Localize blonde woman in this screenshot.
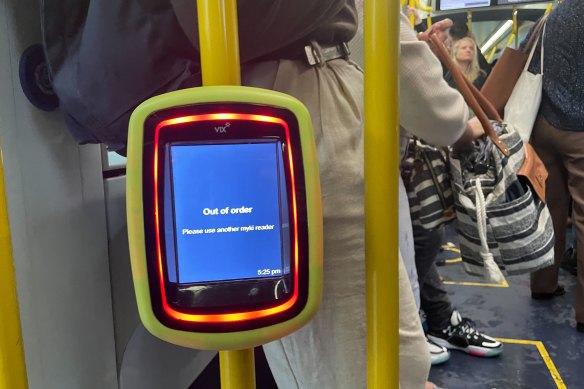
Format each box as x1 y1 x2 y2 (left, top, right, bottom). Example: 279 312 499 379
446 36 487 89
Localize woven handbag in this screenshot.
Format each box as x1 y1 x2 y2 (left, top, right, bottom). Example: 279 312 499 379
401 137 455 230
430 34 555 283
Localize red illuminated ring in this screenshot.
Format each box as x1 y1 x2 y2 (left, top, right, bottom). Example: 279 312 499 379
153 113 299 323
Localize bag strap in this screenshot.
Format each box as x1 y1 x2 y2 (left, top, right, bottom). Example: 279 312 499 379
419 144 450 211
429 33 510 156
523 14 549 53
541 23 546 73
525 20 547 73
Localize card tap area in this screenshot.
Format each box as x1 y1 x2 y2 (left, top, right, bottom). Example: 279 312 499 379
126 86 323 350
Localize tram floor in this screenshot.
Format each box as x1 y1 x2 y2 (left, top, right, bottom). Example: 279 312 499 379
192 225 583 389
429 226 583 389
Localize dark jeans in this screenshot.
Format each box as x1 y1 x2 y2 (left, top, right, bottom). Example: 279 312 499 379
413 225 454 332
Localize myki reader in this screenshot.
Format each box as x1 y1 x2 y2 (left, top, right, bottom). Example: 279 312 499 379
126 86 323 350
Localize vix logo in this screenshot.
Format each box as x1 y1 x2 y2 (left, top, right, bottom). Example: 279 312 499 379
214 122 231 133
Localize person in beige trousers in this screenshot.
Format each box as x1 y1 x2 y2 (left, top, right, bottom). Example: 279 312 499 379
171 2 481 387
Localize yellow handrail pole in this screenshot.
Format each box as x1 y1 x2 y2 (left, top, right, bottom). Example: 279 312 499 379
487 45 498 63
507 32 516 47
467 11 473 35
409 0 415 26
545 3 553 14
0 149 28 389
427 15 433 28
196 1 254 388
219 350 255 389
364 0 399 387
197 0 241 87
414 0 433 12
512 6 518 49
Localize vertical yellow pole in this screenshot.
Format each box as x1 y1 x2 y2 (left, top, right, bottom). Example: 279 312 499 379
487 45 498 63
512 6 518 49
0 149 28 389
408 0 415 26
197 0 241 87
467 11 473 35
364 0 399 387
219 349 255 389
196 1 254 388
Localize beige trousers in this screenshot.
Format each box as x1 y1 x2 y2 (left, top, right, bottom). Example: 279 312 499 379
243 58 428 388
531 115 584 323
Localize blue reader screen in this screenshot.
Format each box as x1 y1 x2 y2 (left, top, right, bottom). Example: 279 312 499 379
167 141 290 283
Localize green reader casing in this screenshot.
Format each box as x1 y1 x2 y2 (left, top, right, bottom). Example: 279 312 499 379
126 86 323 350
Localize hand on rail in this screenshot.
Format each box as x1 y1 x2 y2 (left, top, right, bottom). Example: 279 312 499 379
417 18 453 55
405 6 422 26
453 117 485 152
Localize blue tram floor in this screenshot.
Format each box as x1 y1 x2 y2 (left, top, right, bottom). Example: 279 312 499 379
429 226 583 389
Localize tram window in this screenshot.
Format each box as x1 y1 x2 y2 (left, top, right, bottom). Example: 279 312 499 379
494 0 545 4
435 0 493 11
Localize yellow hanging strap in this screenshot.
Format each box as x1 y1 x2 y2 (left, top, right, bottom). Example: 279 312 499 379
364 0 399 387
196 1 254 388
0 148 28 389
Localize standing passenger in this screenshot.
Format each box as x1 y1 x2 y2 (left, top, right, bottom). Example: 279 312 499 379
446 37 488 89
527 0 584 334
173 2 484 387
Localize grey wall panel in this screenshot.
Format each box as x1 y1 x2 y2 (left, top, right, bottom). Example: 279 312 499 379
104 176 141 370
0 0 118 387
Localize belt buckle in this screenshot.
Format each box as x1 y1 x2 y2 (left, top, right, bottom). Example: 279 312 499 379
303 42 350 66
304 43 320 66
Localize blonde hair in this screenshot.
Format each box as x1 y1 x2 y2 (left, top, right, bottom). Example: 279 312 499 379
451 37 484 84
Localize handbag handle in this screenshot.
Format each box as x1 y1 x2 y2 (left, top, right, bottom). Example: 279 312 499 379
523 14 549 54
429 33 510 156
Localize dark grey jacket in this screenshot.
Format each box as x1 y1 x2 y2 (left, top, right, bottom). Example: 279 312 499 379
41 1 357 152
528 0 584 131
172 0 357 62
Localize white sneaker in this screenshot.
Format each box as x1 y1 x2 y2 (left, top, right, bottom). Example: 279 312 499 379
427 336 450 365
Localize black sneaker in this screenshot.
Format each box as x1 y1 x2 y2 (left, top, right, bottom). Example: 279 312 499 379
427 311 503 357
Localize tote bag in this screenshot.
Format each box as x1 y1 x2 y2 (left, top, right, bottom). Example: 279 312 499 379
429 34 555 283
481 15 548 117
504 23 546 143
